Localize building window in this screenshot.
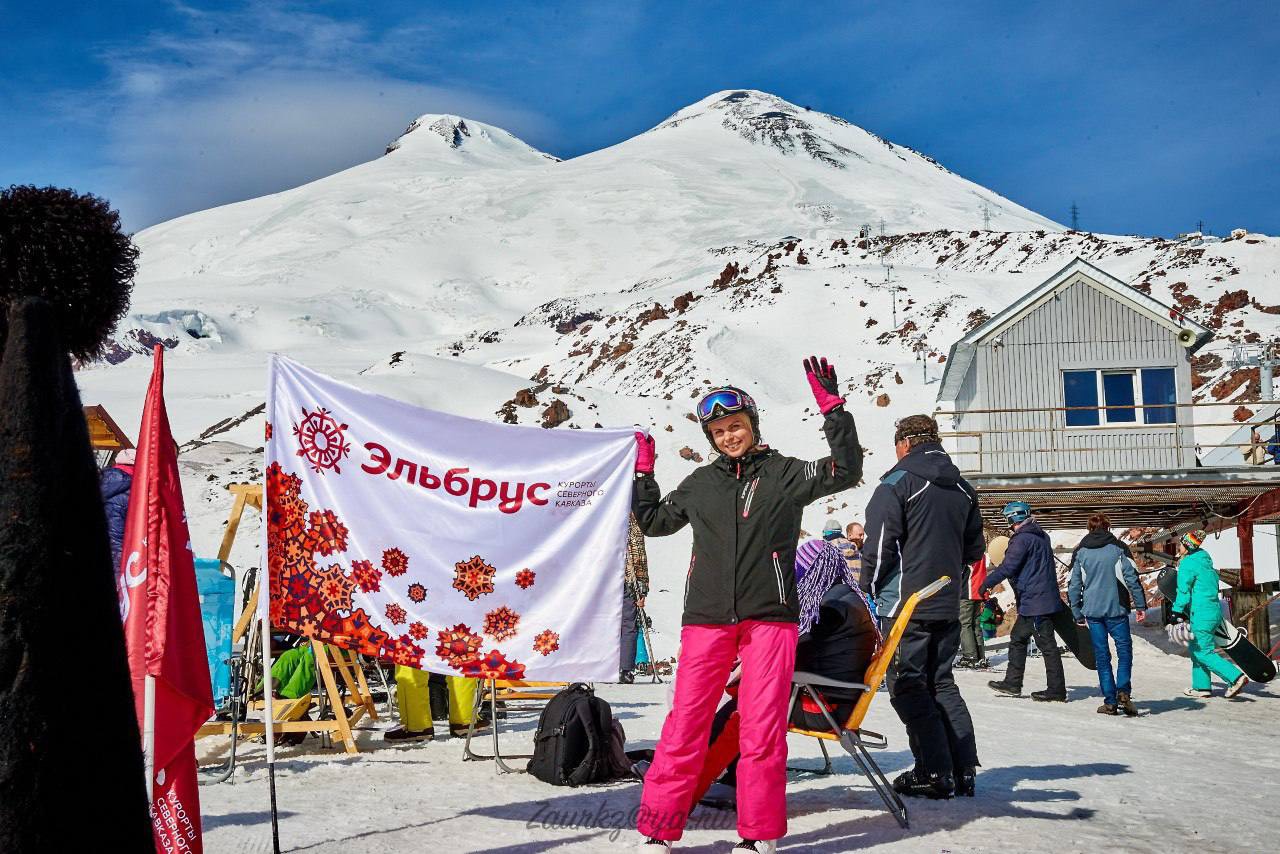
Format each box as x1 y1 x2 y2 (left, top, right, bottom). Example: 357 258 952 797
1062 367 1178 427
1102 372 1137 423
1141 368 1177 424
1063 370 1100 426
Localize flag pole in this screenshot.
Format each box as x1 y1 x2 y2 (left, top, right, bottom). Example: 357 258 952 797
143 673 156 800
261 355 281 854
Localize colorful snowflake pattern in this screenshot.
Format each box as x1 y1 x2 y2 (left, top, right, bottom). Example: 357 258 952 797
292 406 351 474
459 649 527 681
452 555 496 601
265 421 273 441
267 460 535 678
382 547 409 577
351 559 382 593
533 630 560 656
312 563 355 613
483 605 521 642
307 509 348 556
436 623 483 668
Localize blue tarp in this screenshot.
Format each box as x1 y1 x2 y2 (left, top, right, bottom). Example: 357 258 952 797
196 558 236 708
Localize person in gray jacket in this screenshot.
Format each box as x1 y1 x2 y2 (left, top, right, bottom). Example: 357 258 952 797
1067 513 1148 716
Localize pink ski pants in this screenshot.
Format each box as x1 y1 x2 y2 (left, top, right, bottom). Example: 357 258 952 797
637 620 798 842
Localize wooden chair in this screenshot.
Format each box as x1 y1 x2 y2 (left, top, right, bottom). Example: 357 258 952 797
787 576 952 829
463 679 568 773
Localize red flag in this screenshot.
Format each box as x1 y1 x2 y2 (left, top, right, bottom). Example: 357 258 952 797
119 345 214 853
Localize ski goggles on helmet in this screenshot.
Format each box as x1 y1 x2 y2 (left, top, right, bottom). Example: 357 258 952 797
696 387 755 425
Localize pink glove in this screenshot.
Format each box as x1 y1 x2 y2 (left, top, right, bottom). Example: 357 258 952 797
635 431 655 474
804 355 846 414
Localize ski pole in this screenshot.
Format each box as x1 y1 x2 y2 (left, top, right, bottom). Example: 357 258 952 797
631 574 662 683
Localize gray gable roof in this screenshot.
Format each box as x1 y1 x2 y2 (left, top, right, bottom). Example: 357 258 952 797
937 257 1213 404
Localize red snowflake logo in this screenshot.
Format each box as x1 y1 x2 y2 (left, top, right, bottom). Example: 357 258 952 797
312 563 354 613
382 548 409 577
335 608 389 657
385 602 408 625
436 623 483 668
483 606 521 642
407 583 427 603
351 559 382 593
515 568 536 589
533 629 560 656
408 621 429 640
307 510 348 556
459 649 527 681
453 555 496 601
293 406 351 474
385 638 424 668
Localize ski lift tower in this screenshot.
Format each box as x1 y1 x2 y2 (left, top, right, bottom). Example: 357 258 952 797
869 260 907 328
1228 340 1280 401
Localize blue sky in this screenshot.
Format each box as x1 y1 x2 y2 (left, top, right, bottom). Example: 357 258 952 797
3 1 1277 235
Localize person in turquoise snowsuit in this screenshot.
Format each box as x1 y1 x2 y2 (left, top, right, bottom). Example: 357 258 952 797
1170 530 1247 698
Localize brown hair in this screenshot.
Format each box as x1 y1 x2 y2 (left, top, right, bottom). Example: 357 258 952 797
1087 513 1111 532
894 414 940 448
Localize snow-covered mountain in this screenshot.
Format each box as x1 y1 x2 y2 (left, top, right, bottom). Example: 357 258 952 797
74 89 1280 639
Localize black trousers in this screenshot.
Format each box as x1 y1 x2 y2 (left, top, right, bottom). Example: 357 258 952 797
619 593 639 672
1004 613 1066 695
885 618 978 777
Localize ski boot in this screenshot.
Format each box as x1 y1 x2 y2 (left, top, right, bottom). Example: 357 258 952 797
957 767 976 797
619 669 636 684
733 840 777 853
892 768 955 799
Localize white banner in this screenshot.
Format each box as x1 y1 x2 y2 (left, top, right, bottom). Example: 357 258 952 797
264 355 632 681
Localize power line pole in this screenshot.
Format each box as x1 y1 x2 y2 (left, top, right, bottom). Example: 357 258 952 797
981 203 992 230
1070 202 1080 231
1197 219 1205 234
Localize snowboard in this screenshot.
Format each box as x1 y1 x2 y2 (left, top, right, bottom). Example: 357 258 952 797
1156 566 1276 683
1050 607 1096 670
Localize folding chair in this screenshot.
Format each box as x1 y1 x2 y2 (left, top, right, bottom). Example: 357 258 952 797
787 577 952 829
462 679 568 773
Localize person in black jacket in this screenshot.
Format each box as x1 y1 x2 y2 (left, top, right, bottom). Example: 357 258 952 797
981 501 1068 702
632 357 861 854
862 414 984 800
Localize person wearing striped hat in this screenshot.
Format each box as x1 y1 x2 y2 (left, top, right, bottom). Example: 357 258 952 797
1170 530 1248 698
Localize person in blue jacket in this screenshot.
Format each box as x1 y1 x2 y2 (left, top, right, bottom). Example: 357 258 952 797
98 448 135 570
1170 530 1248 698
1067 513 1147 716
981 501 1067 702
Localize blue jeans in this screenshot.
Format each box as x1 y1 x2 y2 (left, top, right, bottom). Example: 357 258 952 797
1087 616 1133 705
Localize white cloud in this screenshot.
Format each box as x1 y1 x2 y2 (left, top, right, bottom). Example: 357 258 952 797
81 2 553 228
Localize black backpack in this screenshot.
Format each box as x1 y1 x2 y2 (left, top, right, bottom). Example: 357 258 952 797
527 683 618 786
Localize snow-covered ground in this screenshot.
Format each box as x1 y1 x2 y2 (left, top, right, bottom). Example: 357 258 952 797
197 629 1279 854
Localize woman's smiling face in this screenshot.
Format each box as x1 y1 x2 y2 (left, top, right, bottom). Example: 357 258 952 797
708 412 755 458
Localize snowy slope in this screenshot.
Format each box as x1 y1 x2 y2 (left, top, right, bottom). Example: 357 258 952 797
73 90 1280 644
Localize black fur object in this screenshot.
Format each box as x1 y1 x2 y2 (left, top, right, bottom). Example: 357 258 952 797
0 299 152 847
0 185 138 362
